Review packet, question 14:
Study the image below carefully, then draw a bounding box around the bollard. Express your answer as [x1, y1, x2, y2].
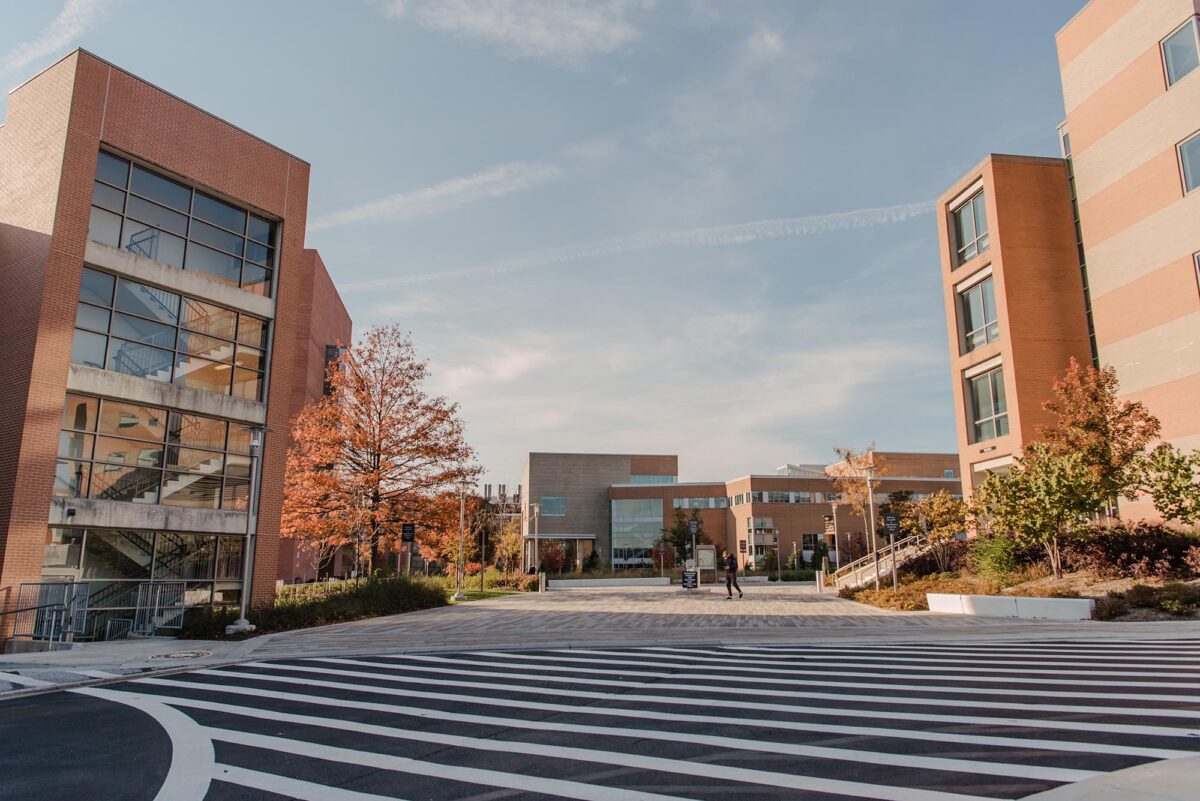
[538, 572, 546, 593]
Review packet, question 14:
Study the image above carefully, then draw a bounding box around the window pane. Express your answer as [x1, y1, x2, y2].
[112, 312, 176, 349]
[114, 278, 180, 324]
[1181, 133, 1200, 192]
[82, 530, 155, 579]
[234, 346, 262, 371]
[179, 331, 234, 361]
[79, 268, 115, 306]
[216, 537, 243, 578]
[954, 205, 975, 250]
[236, 316, 267, 348]
[225, 453, 250, 478]
[106, 339, 174, 382]
[1164, 22, 1199, 86]
[44, 528, 84, 571]
[174, 354, 232, 395]
[126, 195, 188, 236]
[964, 286, 984, 331]
[96, 152, 130, 188]
[92, 181, 125, 213]
[89, 463, 160, 504]
[241, 264, 271, 296]
[185, 242, 242, 286]
[969, 374, 990, 420]
[121, 222, 185, 268]
[53, 460, 89, 497]
[193, 192, 247, 234]
[191, 219, 245, 256]
[247, 215, 273, 246]
[71, 329, 107, 369]
[990, 370, 1007, 415]
[130, 165, 191, 212]
[973, 193, 988, 237]
[160, 472, 222, 509]
[167, 446, 224, 474]
[980, 278, 996, 324]
[169, 413, 226, 451]
[99, 400, 167, 441]
[244, 241, 272, 266]
[231, 367, 261, 401]
[62, 394, 99, 431]
[59, 431, 94, 461]
[88, 206, 122, 248]
[154, 533, 217, 580]
[76, 302, 110, 332]
[182, 299, 237, 340]
[93, 435, 163, 468]
[226, 427, 251, 456]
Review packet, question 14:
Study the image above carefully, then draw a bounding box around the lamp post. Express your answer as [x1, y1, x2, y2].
[866, 460, 880, 591]
[227, 425, 269, 635]
[529, 502, 541, 590]
[454, 481, 469, 602]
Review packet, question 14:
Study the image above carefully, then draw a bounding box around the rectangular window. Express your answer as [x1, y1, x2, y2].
[611, 498, 664, 567]
[767, 491, 789, 503]
[88, 150, 277, 296]
[72, 267, 267, 400]
[959, 276, 999, 352]
[60, 392, 251, 511]
[1180, 130, 1200, 193]
[630, 474, 677, 484]
[952, 191, 989, 264]
[1163, 19, 1200, 87]
[794, 491, 812, 504]
[944, 468, 956, 479]
[802, 534, 819, 551]
[540, 496, 566, 516]
[968, 366, 1009, 443]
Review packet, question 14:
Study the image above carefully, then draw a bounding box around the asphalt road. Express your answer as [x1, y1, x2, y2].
[2, 638, 1200, 800]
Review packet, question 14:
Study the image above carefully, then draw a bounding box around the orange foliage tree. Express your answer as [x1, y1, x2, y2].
[281, 325, 478, 573]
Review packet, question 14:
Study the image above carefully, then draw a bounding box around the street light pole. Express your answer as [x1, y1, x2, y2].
[455, 482, 467, 601]
[530, 502, 541, 590]
[228, 425, 269, 635]
[866, 461, 880, 591]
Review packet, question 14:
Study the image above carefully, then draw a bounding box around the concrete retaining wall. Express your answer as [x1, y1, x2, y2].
[548, 577, 672, 588]
[927, 593, 1095, 620]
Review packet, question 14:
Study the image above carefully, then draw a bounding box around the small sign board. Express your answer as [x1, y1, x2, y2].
[882, 513, 900, 537]
[738, 540, 747, 553]
[697, 545, 716, 570]
[823, 514, 835, 534]
[401, 523, 416, 542]
[681, 570, 698, 589]
[687, 519, 699, 535]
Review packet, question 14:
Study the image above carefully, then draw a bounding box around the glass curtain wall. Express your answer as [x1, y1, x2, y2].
[611, 498, 663, 567]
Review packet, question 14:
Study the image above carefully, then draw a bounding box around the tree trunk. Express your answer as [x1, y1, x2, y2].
[1047, 536, 1062, 579]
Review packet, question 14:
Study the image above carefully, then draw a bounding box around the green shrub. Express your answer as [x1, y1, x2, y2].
[1092, 595, 1128, 620]
[969, 535, 1022, 582]
[1157, 583, 1200, 615]
[1124, 584, 1159, 608]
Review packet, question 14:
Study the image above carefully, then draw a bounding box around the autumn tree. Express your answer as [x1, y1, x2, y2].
[828, 445, 890, 554]
[919, 490, 968, 573]
[1138, 444, 1200, 527]
[493, 516, 524, 578]
[662, 508, 710, 559]
[1040, 358, 1161, 516]
[878, 491, 921, 540]
[281, 325, 478, 573]
[539, 540, 566, 573]
[973, 444, 1104, 578]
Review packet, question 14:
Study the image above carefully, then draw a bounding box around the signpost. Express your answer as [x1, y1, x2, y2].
[401, 523, 415, 575]
[882, 512, 900, 590]
[687, 518, 699, 582]
[682, 570, 698, 589]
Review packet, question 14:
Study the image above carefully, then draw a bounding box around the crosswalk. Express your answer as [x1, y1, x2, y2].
[95, 638, 1200, 800]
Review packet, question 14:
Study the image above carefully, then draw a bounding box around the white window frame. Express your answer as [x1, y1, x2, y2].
[958, 273, 1000, 353]
[1162, 17, 1200, 88]
[951, 189, 990, 265]
[967, 365, 1009, 444]
[1182, 130, 1200, 194]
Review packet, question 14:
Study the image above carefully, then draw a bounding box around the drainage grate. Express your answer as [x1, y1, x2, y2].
[147, 650, 212, 660]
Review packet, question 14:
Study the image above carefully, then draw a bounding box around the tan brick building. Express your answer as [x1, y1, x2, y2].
[0, 51, 350, 643]
[938, 0, 1200, 508]
[525, 452, 961, 571]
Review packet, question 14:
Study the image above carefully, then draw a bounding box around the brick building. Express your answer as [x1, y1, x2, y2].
[524, 452, 961, 571]
[938, 0, 1200, 508]
[0, 51, 351, 643]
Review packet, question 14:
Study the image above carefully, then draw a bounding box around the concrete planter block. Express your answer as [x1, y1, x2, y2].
[548, 578, 672, 588]
[927, 593, 1096, 620]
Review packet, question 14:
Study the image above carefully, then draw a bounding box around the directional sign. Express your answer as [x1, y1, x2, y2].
[882, 513, 900, 537]
[738, 540, 747, 553]
[823, 514, 835, 534]
[681, 570, 698, 589]
[688, 519, 699, 535]
[401, 523, 416, 543]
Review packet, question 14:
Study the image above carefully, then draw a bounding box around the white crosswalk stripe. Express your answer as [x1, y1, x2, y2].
[93, 638, 1200, 800]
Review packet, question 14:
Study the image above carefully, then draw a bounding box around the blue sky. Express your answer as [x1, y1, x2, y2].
[2, 0, 1082, 485]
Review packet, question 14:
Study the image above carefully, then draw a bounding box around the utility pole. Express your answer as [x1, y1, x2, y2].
[866, 458, 880, 591]
[454, 481, 467, 601]
[529, 502, 541, 590]
[227, 425, 269, 635]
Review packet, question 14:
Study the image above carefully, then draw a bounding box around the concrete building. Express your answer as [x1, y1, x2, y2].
[524, 452, 961, 571]
[0, 51, 351, 643]
[938, 0, 1200, 507]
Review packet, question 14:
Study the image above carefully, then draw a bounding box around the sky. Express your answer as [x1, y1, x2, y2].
[1, 0, 1084, 486]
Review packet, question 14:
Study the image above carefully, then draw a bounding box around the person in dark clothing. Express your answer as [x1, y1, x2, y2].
[722, 550, 742, 599]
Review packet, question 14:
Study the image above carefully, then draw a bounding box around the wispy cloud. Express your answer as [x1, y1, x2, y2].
[1, 0, 109, 75]
[344, 200, 933, 289]
[309, 160, 564, 231]
[381, 0, 648, 66]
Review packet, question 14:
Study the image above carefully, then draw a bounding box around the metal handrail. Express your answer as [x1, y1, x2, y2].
[829, 533, 927, 581]
[0, 600, 70, 618]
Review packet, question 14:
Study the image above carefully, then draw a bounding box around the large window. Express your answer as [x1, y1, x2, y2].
[56, 393, 253, 510]
[960, 276, 999, 352]
[88, 150, 278, 296]
[630, 474, 677, 484]
[611, 498, 663, 567]
[968, 366, 1009, 443]
[952, 191, 989, 264]
[1163, 19, 1200, 87]
[672, 497, 729, 509]
[1180, 130, 1200, 193]
[72, 268, 267, 400]
[539, 496, 566, 516]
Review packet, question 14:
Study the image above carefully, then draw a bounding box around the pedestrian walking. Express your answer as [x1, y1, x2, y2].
[722, 549, 743, 599]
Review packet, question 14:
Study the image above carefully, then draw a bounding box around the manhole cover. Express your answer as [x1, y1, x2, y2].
[148, 650, 212, 660]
